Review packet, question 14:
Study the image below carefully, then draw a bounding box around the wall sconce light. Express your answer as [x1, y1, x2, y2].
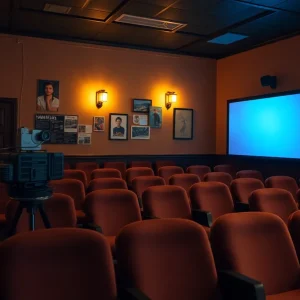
[165, 91, 177, 110]
[96, 90, 108, 109]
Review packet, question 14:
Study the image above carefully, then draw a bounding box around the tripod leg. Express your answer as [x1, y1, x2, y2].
[8, 203, 23, 236]
[39, 206, 51, 229]
[28, 207, 36, 231]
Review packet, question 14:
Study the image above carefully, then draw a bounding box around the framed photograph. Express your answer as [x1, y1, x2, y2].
[149, 106, 162, 128]
[93, 116, 105, 132]
[109, 113, 128, 140]
[173, 108, 193, 140]
[133, 114, 148, 125]
[78, 125, 92, 133]
[131, 126, 150, 140]
[78, 133, 91, 145]
[133, 99, 152, 113]
[36, 79, 60, 112]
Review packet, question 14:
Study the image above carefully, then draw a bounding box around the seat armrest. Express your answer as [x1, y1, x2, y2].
[118, 287, 150, 300]
[192, 210, 212, 227]
[235, 202, 250, 212]
[218, 270, 265, 300]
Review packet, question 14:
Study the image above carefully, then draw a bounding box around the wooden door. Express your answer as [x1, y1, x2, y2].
[0, 98, 17, 149]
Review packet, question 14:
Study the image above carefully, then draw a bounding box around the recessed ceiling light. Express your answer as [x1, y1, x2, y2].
[208, 33, 248, 45]
[44, 4, 71, 14]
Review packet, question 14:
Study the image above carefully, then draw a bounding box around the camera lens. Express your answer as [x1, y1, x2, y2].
[37, 130, 51, 142]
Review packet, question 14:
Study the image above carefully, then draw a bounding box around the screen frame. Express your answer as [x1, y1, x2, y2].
[226, 88, 300, 158]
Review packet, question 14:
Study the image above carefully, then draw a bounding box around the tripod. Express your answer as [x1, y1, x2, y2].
[8, 196, 52, 236]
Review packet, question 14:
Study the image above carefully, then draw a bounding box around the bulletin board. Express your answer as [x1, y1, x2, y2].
[35, 114, 78, 144]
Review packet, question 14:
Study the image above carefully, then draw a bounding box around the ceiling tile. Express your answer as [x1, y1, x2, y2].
[70, 7, 109, 19]
[120, 1, 164, 17]
[87, 0, 126, 11]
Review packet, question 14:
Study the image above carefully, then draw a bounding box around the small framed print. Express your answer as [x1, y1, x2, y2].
[131, 126, 150, 140]
[132, 99, 152, 113]
[173, 108, 193, 140]
[93, 116, 105, 132]
[149, 106, 162, 128]
[133, 114, 148, 125]
[109, 113, 128, 140]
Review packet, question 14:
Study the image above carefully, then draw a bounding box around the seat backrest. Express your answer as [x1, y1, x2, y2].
[87, 178, 128, 194]
[116, 219, 218, 300]
[236, 170, 264, 182]
[131, 176, 166, 199]
[142, 185, 191, 219]
[0, 228, 117, 300]
[130, 161, 152, 168]
[203, 172, 232, 187]
[0, 183, 10, 214]
[265, 176, 299, 201]
[6, 193, 77, 232]
[49, 179, 85, 210]
[158, 166, 184, 184]
[189, 182, 234, 221]
[214, 164, 235, 178]
[288, 210, 300, 261]
[231, 178, 265, 204]
[169, 173, 200, 193]
[64, 162, 71, 170]
[211, 212, 300, 296]
[186, 165, 211, 180]
[91, 168, 122, 180]
[249, 188, 298, 224]
[103, 162, 126, 179]
[155, 160, 175, 174]
[126, 167, 154, 186]
[64, 170, 88, 188]
[85, 189, 142, 236]
[75, 162, 99, 182]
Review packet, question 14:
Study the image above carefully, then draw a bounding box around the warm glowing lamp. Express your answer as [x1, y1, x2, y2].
[165, 91, 177, 110]
[96, 90, 108, 109]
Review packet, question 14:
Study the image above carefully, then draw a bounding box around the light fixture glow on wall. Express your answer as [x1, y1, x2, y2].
[96, 90, 108, 109]
[165, 91, 177, 110]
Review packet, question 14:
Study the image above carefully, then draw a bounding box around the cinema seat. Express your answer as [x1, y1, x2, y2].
[64, 162, 71, 170]
[130, 161, 152, 168]
[211, 212, 300, 300]
[0, 228, 117, 300]
[186, 165, 211, 180]
[5, 193, 77, 233]
[75, 162, 99, 182]
[236, 170, 264, 182]
[87, 178, 128, 194]
[158, 166, 184, 184]
[64, 170, 88, 188]
[169, 173, 200, 193]
[249, 188, 298, 224]
[116, 219, 219, 300]
[0, 183, 10, 228]
[231, 178, 264, 212]
[288, 210, 300, 262]
[126, 167, 154, 188]
[265, 176, 299, 202]
[189, 182, 234, 227]
[214, 164, 236, 178]
[154, 160, 175, 174]
[91, 168, 122, 180]
[84, 189, 142, 256]
[103, 162, 126, 179]
[203, 172, 232, 187]
[49, 179, 86, 223]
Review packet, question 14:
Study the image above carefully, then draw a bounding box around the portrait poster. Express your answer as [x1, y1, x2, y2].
[149, 106, 162, 128]
[133, 114, 148, 126]
[109, 113, 128, 140]
[173, 108, 193, 140]
[131, 126, 150, 140]
[36, 79, 60, 112]
[93, 116, 105, 132]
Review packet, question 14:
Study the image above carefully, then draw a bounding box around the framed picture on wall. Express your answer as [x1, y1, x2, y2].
[149, 106, 162, 128]
[36, 79, 60, 112]
[131, 126, 150, 140]
[133, 114, 148, 125]
[109, 113, 128, 140]
[132, 99, 152, 113]
[173, 108, 193, 140]
[93, 116, 105, 132]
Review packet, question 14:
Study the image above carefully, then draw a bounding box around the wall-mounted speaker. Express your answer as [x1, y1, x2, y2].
[260, 75, 277, 89]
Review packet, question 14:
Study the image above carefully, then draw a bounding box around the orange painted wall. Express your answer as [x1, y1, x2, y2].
[216, 35, 300, 154]
[0, 34, 216, 156]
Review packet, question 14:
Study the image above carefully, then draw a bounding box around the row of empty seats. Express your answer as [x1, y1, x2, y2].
[2, 212, 300, 299]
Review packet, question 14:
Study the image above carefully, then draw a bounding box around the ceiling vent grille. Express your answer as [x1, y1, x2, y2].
[44, 4, 71, 14]
[115, 14, 186, 32]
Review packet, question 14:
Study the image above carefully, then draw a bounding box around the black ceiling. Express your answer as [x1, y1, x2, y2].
[1, 0, 300, 58]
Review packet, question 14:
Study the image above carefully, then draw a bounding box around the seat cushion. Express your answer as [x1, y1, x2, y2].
[267, 289, 300, 299]
[106, 236, 116, 257]
[203, 225, 210, 237]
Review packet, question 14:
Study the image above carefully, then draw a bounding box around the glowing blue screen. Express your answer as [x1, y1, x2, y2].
[228, 93, 300, 158]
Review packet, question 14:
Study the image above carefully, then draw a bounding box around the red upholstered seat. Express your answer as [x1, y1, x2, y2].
[87, 178, 128, 194]
[214, 164, 236, 178]
[169, 173, 200, 193]
[75, 162, 99, 183]
[154, 160, 175, 174]
[0, 228, 117, 300]
[231, 178, 264, 204]
[236, 170, 264, 182]
[126, 167, 154, 187]
[91, 168, 122, 180]
[186, 165, 211, 180]
[288, 210, 300, 262]
[103, 162, 126, 179]
[63, 169, 88, 188]
[64, 162, 70, 170]
[203, 172, 232, 187]
[0, 183, 10, 228]
[249, 188, 298, 224]
[211, 212, 300, 298]
[116, 219, 218, 300]
[132, 176, 166, 200]
[158, 166, 184, 184]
